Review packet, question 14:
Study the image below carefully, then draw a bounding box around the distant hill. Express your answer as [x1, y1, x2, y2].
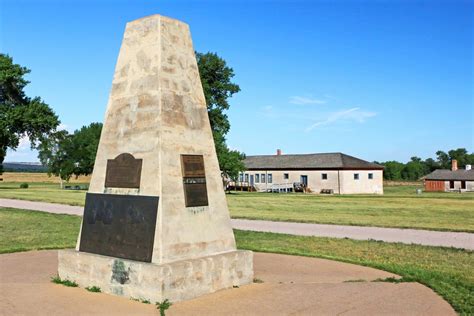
[3, 162, 47, 173]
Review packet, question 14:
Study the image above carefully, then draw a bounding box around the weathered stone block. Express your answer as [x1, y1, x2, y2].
[58, 249, 253, 303]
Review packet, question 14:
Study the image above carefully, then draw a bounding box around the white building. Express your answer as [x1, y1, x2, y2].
[239, 151, 384, 194]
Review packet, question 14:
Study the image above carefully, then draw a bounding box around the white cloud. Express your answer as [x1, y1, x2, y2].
[289, 96, 327, 105]
[306, 107, 376, 132]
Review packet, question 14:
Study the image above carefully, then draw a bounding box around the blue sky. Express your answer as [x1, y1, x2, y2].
[1, 0, 473, 163]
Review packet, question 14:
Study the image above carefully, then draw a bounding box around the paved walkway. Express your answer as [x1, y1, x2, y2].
[1, 198, 473, 250]
[0, 250, 455, 315]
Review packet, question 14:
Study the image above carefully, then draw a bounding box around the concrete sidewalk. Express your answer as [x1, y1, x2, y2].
[1, 198, 473, 250]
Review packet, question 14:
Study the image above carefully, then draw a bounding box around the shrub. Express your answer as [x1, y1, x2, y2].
[19, 183, 29, 189]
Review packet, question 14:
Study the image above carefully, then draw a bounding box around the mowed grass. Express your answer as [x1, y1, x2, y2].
[228, 186, 474, 232]
[236, 230, 474, 315]
[1, 172, 91, 183]
[0, 182, 87, 206]
[0, 207, 81, 253]
[0, 179, 473, 232]
[0, 208, 472, 314]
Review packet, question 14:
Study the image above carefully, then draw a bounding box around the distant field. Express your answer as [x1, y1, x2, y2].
[0, 174, 473, 232]
[1, 172, 91, 183]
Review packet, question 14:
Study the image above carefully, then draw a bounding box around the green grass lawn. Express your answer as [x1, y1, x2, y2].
[0, 207, 81, 253]
[0, 182, 87, 206]
[0, 207, 472, 314]
[228, 186, 474, 232]
[0, 182, 473, 232]
[236, 230, 474, 315]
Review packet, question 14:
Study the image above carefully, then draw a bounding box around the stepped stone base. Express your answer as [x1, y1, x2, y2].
[58, 249, 253, 303]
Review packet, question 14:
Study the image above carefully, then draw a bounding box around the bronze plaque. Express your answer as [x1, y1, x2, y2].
[79, 193, 159, 262]
[181, 155, 205, 177]
[105, 153, 142, 188]
[181, 155, 208, 207]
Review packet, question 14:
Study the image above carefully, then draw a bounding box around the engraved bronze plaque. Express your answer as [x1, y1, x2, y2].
[181, 155, 208, 207]
[181, 155, 205, 177]
[79, 193, 159, 262]
[105, 153, 142, 188]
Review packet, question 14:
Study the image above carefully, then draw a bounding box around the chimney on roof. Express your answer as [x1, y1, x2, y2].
[276, 149, 282, 156]
[451, 159, 458, 171]
[466, 165, 472, 171]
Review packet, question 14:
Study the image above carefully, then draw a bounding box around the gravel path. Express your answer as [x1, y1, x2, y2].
[1, 198, 473, 250]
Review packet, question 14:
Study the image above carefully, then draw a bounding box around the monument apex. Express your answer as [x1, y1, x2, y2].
[58, 14, 253, 303]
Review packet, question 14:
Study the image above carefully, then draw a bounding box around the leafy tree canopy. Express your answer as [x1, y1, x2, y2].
[196, 52, 246, 181]
[379, 148, 474, 181]
[38, 123, 102, 184]
[0, 54, 59, 174]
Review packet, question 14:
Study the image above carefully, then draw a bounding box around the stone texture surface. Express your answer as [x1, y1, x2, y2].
[77, 15, 241, 263]
[58, 249, 253, 303]
[58, 14, 252, 303]
[81, 14, 237, 265]
[1, 250, 456, 315]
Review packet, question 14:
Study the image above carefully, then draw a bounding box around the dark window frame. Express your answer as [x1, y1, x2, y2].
[354, 173, 360, 180]
[322, 173, 328, 180]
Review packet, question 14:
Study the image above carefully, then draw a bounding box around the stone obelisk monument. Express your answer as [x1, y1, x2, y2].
[58, 14, 253, 303]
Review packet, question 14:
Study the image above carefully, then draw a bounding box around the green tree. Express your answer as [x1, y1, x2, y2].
[401, 157, 426, 180]
[423, 158, 439, 173]
[196, 52, 246, 182]
[448, 148, 471, 168]
[0, 54, 59, 174]
[38, 123, 102, 186]
[381, 161, 405, 180]
[436, 150, 450, 169]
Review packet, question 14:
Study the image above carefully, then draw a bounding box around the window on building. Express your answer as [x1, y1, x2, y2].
[322, 173, 328, 180]
[354, 173, 359, 180]
[255, 174, 260, 183]
[268, 174, 273, 183]
[239, 173, 243, 182]
[284, 173, 289, 180]
[368, 173, 373, 180]
[261, 174, 266, 183]
[245, 173, 249, 183]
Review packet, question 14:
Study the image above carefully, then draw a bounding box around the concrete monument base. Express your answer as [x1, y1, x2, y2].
[58, 249, 253, 303]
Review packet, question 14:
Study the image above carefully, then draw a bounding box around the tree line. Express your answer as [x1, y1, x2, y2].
[1, 52, 245, 183]
[376, 148, 474, 181]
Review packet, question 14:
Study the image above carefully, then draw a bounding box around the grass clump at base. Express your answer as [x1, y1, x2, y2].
[156, 299, 172, 316]
[235, 230, 474, 315]
[51, 275, 78, 287]
[85, 286, 101, 293]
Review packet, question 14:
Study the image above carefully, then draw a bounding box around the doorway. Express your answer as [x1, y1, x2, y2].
[300, 175, 308, 187]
